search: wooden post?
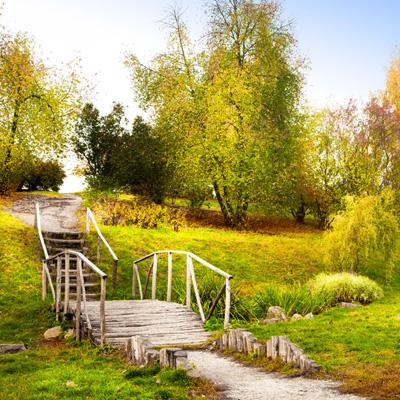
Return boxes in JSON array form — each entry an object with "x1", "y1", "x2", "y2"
[
  {"x1": 56, "y1": 257, "x2": 61, "y2": 321},
  {"x1": 97, "y1": 236, "x2": 101, "y2": 264},
  {"x1": 112, "y1": 259, "x2": 118, "y2": 289},
  {"x1": 75, "y1": 258, "x2": 82, "y2": 341},
  {"x1": 100, "y1": 277, "x2": 106, "y2": 345},
  {"x1": 64, "y1": 253, "x2": 70, "y2": 316},
  {"x1": 132, "y1": 263, "x2": 137, "y2": 299},
  {"x1": 86, "y1": 208, "x2": 90, "y2": 234},
  {"x1": 41, "y1": 261, "x2": 47, "y2": 300},
  {"x1": 134, "y1": 264, "x2": 143, "y2": 300},
  {"x1": 167, "y1": 252, "x2": 172, "y2": 302},
  {"x1": 151, "y1": 254, "x2": 158, "y2": 300},
  {"x1": 205, "y1": 281, "x2": 226, "y2": 322},
  {"x1": 189, "y1": 258, "x2": 205, "y2": 322},
  {"x1": 224, "y1": 277, "x2": 231, "y2": 329},
  {"x1": 186, "y1": 255, "x2": 191, "y2": 309}
]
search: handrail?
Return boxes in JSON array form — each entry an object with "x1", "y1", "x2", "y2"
[
  {"x1": 35, "y1": 203, "x2": 49, "y2": 259},
  {"x1": 134, "y1": 250, "x2": 233, "y2": 280},
  {"x1": 133, "y1": 250, "x2": 233, "y2": 328},
  {"x1": 86, "y1": 207, "x2": 118, "y2": 288}
]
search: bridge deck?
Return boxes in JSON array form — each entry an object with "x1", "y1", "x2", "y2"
[{"x1": 70, "y1": 299, "x2": 211, "y2": 347}]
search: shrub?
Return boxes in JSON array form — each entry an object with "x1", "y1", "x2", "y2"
[
  {"x1": 21, "y1": 158, "x2": 65, "y2": 191},
  {"x1": 324, "y1": 192, "x2": 399, "y2": 278},
  {"x1": 308, "y1": 272, "x2": 384, "y2": 305},
  {"x1": 90, "y1": 193, "x2": 184, "y2": 230},
  {"x1": 251, "y1": 284, "x2": 332, "y2": 318}
]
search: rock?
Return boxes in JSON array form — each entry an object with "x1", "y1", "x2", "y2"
[
  {"x1": 0, "y1": 343, "x2": 26, "y2": 354},
  {"x1": 291, "y1": 313, "x2": 303, "y2": 321},
  {"x1": 64, "y1": 329, "x2": 74, "y2": 339},
  {"x1": 260, "y1": 318, "x2": 283, "y2": 325},
  {"x1": 266, "y1": 306, "x2": 287, "y2": 321},
  {"x1": 304, "y1": 313, "x2": 314, "y2": 319},
  {"x1": 65, "y1": 380, "x2": 77, "y2": 388},
  {"x1": 44, "y1": 326, "x2": 62, "y2": 339},
  {"x1": 339, "y1": 302, "x2": 361, "y2": 308}
]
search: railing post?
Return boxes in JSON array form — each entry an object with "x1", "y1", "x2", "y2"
[
  {"x1": 75, "y1": 258, "x2": 82, "y2": 341},
  {"x1": 86, "y1": 208, "x2": 90, "y2": 234},
  {"x1": 64, "y1": 253, "x2": 70, "y2": 316},
  {"x1": 41, "y1": 261, "x2": 47, "y2": 300},
  {"x1": 112, "y1": 259, "x2": 118, "y2": 289},
  {"x1": 100, "y1": 277, "x2": 106, "y2": 345},
  {"x1": 189, "y1": 258, "x2": 205, "y2": 322},
  {"x1": 56, "y1": 257, "x2": 62, "y2": 321},
  {"x1": 152, "y1": 254, "x2": 158, "y2": 300},
  {"x1": 132, "y1": 263, "x2": 137, "y2": 299},
  {"x1": 167, "y1": 252, "x2": 172, "y2": 302},
  {"x1": 186, "y1": 255, "x2": 191, "y2": 309},
  {"x1": 224, "y1": 277, "x2": 231, "y2": 329}
]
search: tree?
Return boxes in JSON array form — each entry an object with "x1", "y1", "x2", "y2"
[
  {"x1": 73, "y1": 102, "x2": 126, "y2": 189},
  {"x1": 0, "y1": 33, "x2": 82, "y2": 193},
  {"x1": 126, "y1": 0, "x2": 303, "y2": 227},
  {"x1": 386, "y1": 54, "x2": 400, "y2": 112}
]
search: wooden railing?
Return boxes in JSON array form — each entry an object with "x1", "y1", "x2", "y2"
[
  {"x1": 44, "y1": 250, "x2": 107, "y2": 345},
  {"x1": 133, "y1": 251, "x2": 233, "y2": 329},
  {"x1": 86, "y1": 207, "x2": 118, "y2": 289},
  {"x1": 36, "y1": 203, "x2": 107, "y2": 345}
]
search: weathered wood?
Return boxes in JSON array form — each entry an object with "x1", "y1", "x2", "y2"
[
  {"x1": 100, "y1": 277, "x2": 106, "y2": 345},
  {"x1": 186, "y1": 255, "x2": 191, "y2": 309},
  {"x1": 189, "y1": 258, "x2": 205, "y2": 322},
  {"x1": 133, "y1": 264, "x2": 143, "y2": 300},
  {"x1": 41, "y1": 262, "x2": 47, "y2": 300},
  {"x1": 167, "y1": 252, "x2": 172, "y2": 302},
  {"x1": 132, "y1": 263, "x2": 137, "y2": 299},
  {"x1": 56, "y1": 257, "x2": 62, "y2": 321},
  {"x1": 205, "y1": 281, "x2": 226, "y2": 322},
  {"x1": 97, "y1": 235, "x2": 101, "y2": 264},
  {"x1": 64, "y1": 253, "x2": 70, "y2": 315},
  {"x1": 224, "y1": 277, "x2": 231, "y2": 329},
  {"x1": 151, "y1": 254, "x2": 158, "y2": 300},
  {"x1": 75, "y1": 258, "x2": 82, "y2": 341},
  {"x1": 143, "y1": 263, "x2": 153, "y2": 299}
]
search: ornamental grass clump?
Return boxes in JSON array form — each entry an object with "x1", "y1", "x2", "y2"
[{"x1": 308, "y1": 272, "x2": 383, "y2": 305}]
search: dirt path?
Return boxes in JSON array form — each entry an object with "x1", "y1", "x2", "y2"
[
  {"x1": 10, "y1": 194, "x2": 82, "y2": 232},
  {"x1": 188, "y1": 351, "x2": 363, "y2": 400}
]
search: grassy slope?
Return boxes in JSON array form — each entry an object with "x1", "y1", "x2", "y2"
[
  {"x1": 0, "y1": 203, "x2": 207, "y2": 400},
  {"x1": 91, "y1": 214, "x2": 400, "y2": 399}
]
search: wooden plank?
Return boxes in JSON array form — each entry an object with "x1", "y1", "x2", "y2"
[
  {"x1": 167, "y1": 252, "x2": 172, "y2": 302},
  {"x1": 152, "y1": 254, "x2": 157, "y2": 300}
]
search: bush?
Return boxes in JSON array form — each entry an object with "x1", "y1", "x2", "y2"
[
  {"x1": 324, "y1": 192, "x2": 399, "y2": 278},
  {"x1": 308, "y1": 272, "x2": 384, "y2": 305},
  {"x1": 20, "y1": 158, "x2": 65, "y2": 191},
  {"x1": 252, "y1": 284, "x2": 332, "y2": 318},
  {"x1": 90, "y1": 193, "x2": 184, "y2": 230}
]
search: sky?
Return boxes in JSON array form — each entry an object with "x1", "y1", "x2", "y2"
[{"x1": 2, "y1": 0, "x2": 400, "y2": 191}]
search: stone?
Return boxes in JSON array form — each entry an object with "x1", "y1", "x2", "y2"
[
  {"x1": 44, "y1": 326, "x2": 62, "y2": 339},
  {"x1": 64, "y1": 329, "x2": 74, "y2": 339},
  {"x1": 0, "y1": 344, "x2": 26, "y2": 354},
  {"x1": 291, "y1": 313, "x2": 303, "y2": 321},
  {"x1": 266, "y1": 306, "x2": 287, "y2": 321},
  {"x1": 65, "y1": 380, "x2": 77, "y2": 388},
  {"x1": 304, "y1": 313, "x2": 314, "y2": 319},
  {"x1": 260, "y1": 318, "x2": 282, "y2": 325},
  {"x1": 339, "y1": 302, "x2": 361, "y2": 308}
]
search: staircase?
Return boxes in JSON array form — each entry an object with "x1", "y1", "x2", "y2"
[{"x1": 44, "y1": 231, "x2": 100, "y2": 302}]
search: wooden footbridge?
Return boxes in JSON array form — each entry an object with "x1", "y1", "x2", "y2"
[{"x1": 36, "y1": 204, "x2": 232, "y2": 348}]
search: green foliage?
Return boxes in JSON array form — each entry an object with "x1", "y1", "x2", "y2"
[
  {"x1": 252, "y1": 284, "x2": 332, "y2": 318},
  {"x1": 125, "y1": 0, "x2": 304, "y2": 227},
  {"x1": 20, "y1": 158, "x2": 65, "y2": 191},
  {"x1": 124, "y1": 365, "x2": 160, "y2": 379},
  {"x1": 159, "y1": 369, "x2": 190, "y2": 386},
  {"x1": 324, "y1": 192, "x2": 399, "y2": 276},
  {"x1": 89, "y1": 193, "x2": 184, "y2": 230},
  {"x1": 0, "y1": 32, "x2": 82, "y2": 194},
  {"x1": 308, "y1": 272, "x2": 384, "y2": 305}
]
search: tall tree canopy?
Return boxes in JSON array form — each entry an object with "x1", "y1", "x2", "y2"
[
  {"x1": 0, "y1": 33, "x2": 82, "y2": 193},
  {"x1": 125, "y1": 0, "x2": 304, "y2": 227}
]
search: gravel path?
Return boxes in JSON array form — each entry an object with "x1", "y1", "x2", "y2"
[
  {"x1": 10, "y1": 194, "x2": 82, "y2": 232},
  {"x1": 188, "y1": 351, "x2": 364, "y2": 400}
]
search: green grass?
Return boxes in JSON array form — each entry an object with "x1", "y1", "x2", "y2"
[
  {"x1": 0, "y1": 203, "x2": 207, "y2": 399},
  {"x1": 87, "y1": 211, "x2": 400, "y2": 398}
]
